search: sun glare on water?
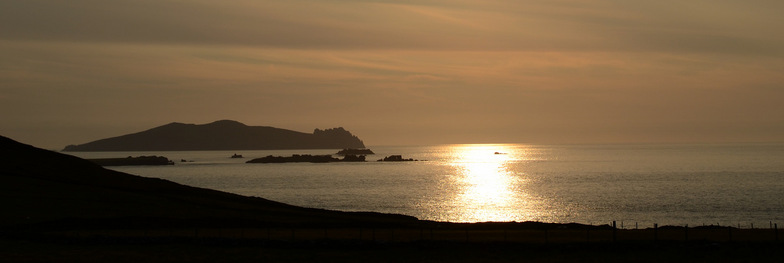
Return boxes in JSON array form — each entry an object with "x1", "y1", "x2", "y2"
[{"x1": 446, "y1": 144, "x2": 531, "y2": 222}]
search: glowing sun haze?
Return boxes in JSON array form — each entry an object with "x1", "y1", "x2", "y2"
[{"x1": 2, "y1": 0, "x2": 783, "y2": 149}]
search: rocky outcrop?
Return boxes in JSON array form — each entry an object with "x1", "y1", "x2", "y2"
[
  {"x1": 377, "y1": 155, "x2": 418, "y2": 162},
  {"x1": 336, "y1": 148, "x2": 375, "y2": 155},
  {"x1": 247, "y1": 154, "x2": 366, "y2": 163},
  {"x1": 63, "y1": 120, "x2": 366, "y2": 151}
]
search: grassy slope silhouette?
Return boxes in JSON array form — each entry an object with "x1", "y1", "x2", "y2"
[
  {"x1": 0, "y1": 135, "x2": 413, "y2": 229},
  {"x1": 1, "y1": 135, "x2": 781, "y2": 262}
]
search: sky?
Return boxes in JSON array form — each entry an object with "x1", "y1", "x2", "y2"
[{"x1": 2, "y1": 0, "x2": 783, "y2": 149}]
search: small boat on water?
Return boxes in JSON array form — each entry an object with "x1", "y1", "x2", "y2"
[{"x1": 231, "y1": 153, "x2": 244, "y2": 158}]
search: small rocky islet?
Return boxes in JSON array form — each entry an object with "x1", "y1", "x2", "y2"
[
  {"x1": 246, "y1": 150, "x2": 419, "y2": 164},
  {"x1": 336, "y1": 148, "x2": 375, "y2": 155},
  {"x1": 377, "y1": 155, "x2": 418, "y2": 162},
  {"x1": 246, "y1": 154, "x2": 366, "y2": 163},
  {"x1": 86, "y1": 152, "x2": 419, "y2": 166}
]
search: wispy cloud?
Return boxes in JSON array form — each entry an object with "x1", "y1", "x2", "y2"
[
  {"x1": 2, "y1": 0, "x2": 783, "y2": 146},
  {"x1": 2, "y1": 0, "x2": 781, "y2": 54}
]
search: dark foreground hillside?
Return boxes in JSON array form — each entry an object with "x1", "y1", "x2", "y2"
[
  {"x1": 0, "y1": 135, "x2": 411, "y2": 228},
  {"x1": 1, "y1": 135, "x2": 781, "y2": 262}
]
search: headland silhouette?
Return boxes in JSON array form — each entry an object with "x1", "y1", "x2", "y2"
[{"x1": 62, "y1": 120, "x2": 365, "y2": 151}]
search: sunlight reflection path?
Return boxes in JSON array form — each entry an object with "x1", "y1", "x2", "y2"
[{"x1": 447, "y1": 144, "x2": 531, "y2": 222}]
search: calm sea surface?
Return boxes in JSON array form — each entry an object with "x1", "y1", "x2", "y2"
[{"x1": 66, "y1": 143, "x2": 784, "y2": 227}]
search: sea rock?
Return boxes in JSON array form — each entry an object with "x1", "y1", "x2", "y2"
[
  {"x1": 336, "y1": 148, "x2": 375, "y2": 155},
  {"x1": 341, "y1": 154, "x2": 366, "y2": 162},
  {"x1": 246, "y1": 154, "x2": 367, "y2": 163},
  {"x1": 377, "y1": 155, "x2": 417, "y2": 162}
]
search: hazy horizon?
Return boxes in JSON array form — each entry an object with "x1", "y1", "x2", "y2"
[
  {"x1": 38, "y1": 119, "x2": 784, "y2": 151},
  {"x1": 2, "y1": 1, "x2": 783, "y2": 149}
]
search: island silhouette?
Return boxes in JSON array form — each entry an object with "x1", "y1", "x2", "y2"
[{"x1": 62, "y1": 120, "x2": 365, "y2": 151}]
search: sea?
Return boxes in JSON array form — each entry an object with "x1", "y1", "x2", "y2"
[{"x1": 65, "y1": 143, "x2": 784, "y2": 228}]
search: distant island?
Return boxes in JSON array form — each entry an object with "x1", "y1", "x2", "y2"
[
  {"x1": 62, "y1": 120, "x2": 366, "y2": 151},
  {"x1": 247, "y1": 154, "x2": 366, "y2": 163}
]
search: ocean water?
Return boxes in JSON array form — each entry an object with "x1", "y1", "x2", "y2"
[{"x1": 66, "y1": 143, "x2": 784, "y2": 227}]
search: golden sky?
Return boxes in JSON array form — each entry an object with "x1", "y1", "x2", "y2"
[{"x1": 2, "y1": 0, "x2": 783, "y2": 148}]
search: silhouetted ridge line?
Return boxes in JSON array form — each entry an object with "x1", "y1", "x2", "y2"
[
  {"x1": 0, "y1": 135, "x2": 416, "y2": 228},
  {"x1": 62, "y1": 120, "x2": 365, "y2": 151}
]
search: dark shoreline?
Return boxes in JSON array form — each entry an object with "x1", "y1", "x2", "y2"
[{"x1": 2, "y1": 135, "x2": 782, "y2": 262}]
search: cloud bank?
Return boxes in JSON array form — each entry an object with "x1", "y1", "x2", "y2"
[{"x1": 1, "y1": 0, "x2": 783, "y2": 147}]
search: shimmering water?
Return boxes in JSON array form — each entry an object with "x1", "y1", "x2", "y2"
[{"x1": 66, "y1": 143, "x2": 784, "y2": 226}]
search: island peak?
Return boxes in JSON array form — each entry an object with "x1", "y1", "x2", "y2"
[{"x1": 63, "y1": 121, "x2": 366, "y2": 151}]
